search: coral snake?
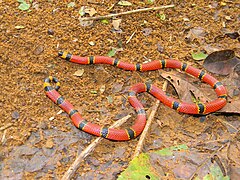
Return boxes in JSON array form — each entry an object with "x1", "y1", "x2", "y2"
[{"x1": 44, "y1": 51, "x2": 227, "y2": 141}]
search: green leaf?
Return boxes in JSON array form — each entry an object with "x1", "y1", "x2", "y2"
[
  {"x1": 156, "y1": 13, "x2": 166, "y2": 20},
  {"x1": 15, "y1": 25, "x2": 25, "y2": 29},
  {"x1": 202, "y1": 164, "x2": 230, "y2": 180},
  {"x1": 107, "y1": 48, "x2": 116, "y2": 57},
  {"x1": 210, "y1": 165, "x2": 230, "y2": 180},
  {"x1": 191, "y1": 52, "x2": 208, "y2": 61},
  {"x1": 101, "y1": 19, "x2": 109, "y2": 24},
  {"x1": 67, "y1": 2, "x2": 75, "y2": 8},
  {"x1": 147, "y1": 0, "x2": 155, "y2": 4},
  {"x1": 17, "y1": 0, "x2": 25, "y2": 2},
  {"x1": 107, "y1": 96, "x2": 113, "y2": 104},
  {"x1": 155, "y1": 144, "x2": 188, "y2": 156},
  {"x1": 90, "y1": 90, "x2": 98, "y2": 94},
  {"x1": 79, "y1": 6, "x2": 85, "y2": 16},
  {"x1": 18, "y1": 2, "x2": 30, "y2": 11},
  {"x1": 118, "y1": 153, "x2": 159, "y2": 180},
  {"x1": 118, "y1": 1, "x2": 132, "y2": 6},
  {"x1": 203, "y1": 174, "x2": 212, "y2": 180}
]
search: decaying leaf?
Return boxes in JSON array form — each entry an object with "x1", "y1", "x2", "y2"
[
  {"x1": 157, "y1": 42, "x2": 164, "y2": 53},
  {"x1": 185, "y1": 27, "x2": 207, "y2": 42},
  {"x1": 85, "y1": 7, "x2": 97, "y2": 17},
  {"x1": 79, "y1": 18, "x2": 93, "y2": 27},
  {"x1": 67, "y1": 2, "x2": 75, "y2": 8},
  {"x1": 160, "y1": 71, "x2": 211, "y2": 104},
  {"x1": 226, "y1": 63, "x2": 240, "y2": 95},
  {"x1": 118, "y1": 1, "x2": 132, "y2": 6},
  {"x1": 142, "y1": 28, "x2": 153, "y2": 36},
  {"x1": 73, "y1": 69, "x2": 85, "y2": 77},
  {"x1": 112, "y1": 82, "x2": 124, "y2": 93},
  {"x1": 112, "y1": 19, "x2": 122, "y2": 30},
  {"x1": 203, "y1": 44, "x2": 221, "y2": 54},
  {"x1": 203, "y1": 50, "x2": 240, "y2": 75}
]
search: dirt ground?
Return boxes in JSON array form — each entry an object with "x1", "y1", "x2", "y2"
[{"x1": 0, "y1": 1, "x2": 239, "y2": 179}]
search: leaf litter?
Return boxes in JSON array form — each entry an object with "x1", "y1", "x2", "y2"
[
  {"x1": 119, "y1": 145, "x2": 231, "y2": 179},
  {"x1": 73, "y1": 69, "x2": 85, "y2": 77},
  {"x1": 203, "y1": 50, "x2": 240, "y2": 75},
  {"x1": 161, "y1": 70, "x2": 240, "y2": 114}
]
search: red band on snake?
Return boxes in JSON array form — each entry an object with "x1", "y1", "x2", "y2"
[{"x1": 43, "y1": 51, "x2": 227, "y2": 141}]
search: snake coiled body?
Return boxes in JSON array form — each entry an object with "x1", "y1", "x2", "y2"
[{"x1": 43, "y1": 52, "x2": 227, "y2": 141}]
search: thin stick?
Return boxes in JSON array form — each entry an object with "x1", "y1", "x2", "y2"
[
  {"x1": 85, "y1": 109, "x2": 104, "y2": 113},
  {"x1": 217, "y1": 119, "x2": 238, "y2": 132},
  {"x1": 133, "y1": 100, "x2": 160, "y2": 158},
  {"x1": 133, "y1": 81, "x2": 168, "y2": 158},
  {"x1": 61, "y1": 115, "x2": 131, "y2": 180},
  {"x1": 126, "y1": 30, "x2": 136, "y2": 44},
  {"x1": 80, "y1": 5, "x2": 175, "y2": 21},
  {"x1": 1, "y1": 130, "x2": 7, "y2": 144},
  {"x1": 0, "y1": 123, "x2": 13, "y2": 131}
]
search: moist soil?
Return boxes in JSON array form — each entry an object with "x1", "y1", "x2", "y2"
[{"x1": 0, "y1": 1, "x2": 239, "y2": 179}]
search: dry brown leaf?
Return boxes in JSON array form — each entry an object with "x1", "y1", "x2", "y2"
[
  {"x1": 73, "y1": 69, "x2": 85, "y2": 77},
  {"x1": 85, "y1": 7, "x2": 97, "y2": 17},
  {"x1": 112, "y1": 19, "x2": 122, "y2": 30},
  {"x1": 203, "y1": 50, "x2": 240, "y2": 75},
  {"x1": 161, "y1": 71, "x2": 211, "y2": 103}
]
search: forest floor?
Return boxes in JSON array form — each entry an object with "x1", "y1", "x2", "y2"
[{"x1": 0, "y1": 1, "x2": 239, "y2": 179}]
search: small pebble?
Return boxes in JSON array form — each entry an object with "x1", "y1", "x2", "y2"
[
  {"x1": 49, "y1": 116, "x2": 55, "y2": 121},
  {"x1": 233, "y1": 89, "x2": 240, "y2": 96},
  {"x1": 34, "y1": 45, "x2": 44, "y2": 55},
  {"x1": 89, "y1": 41, "x2": 95, "y2": 46},
  {"x1": 57, "y1": 110, "x2": 63, "y2": 115},
  {"x1": 47, "y1": 29, "x2": 54, "y2": 35},
  {"x1": 12, "y1": 111, "x2": 20, "y2": 120},
  {"x1": 45, "y1": 138, "x2": 54, "y2": 149}
]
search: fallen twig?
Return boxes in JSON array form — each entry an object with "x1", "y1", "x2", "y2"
[
  {"x1": 133, "y1": 100, "x2": 160, "y2": 158},
  {"x1": 217, "y1": 118, "x2": 239, "y2": 132},
  {"x1": 85, "y1": 109, "x2": 104, "y2": 113},
  {"x1": 126, "y1": 30, "x2": 136, "y2": 44},
  {"x1": 80, "y1": 5, "x2": 175, "y2": 21},
  {"x1": 61, "y1": 115, "x2": 131, "y2": 180},
  {"x1": 1, "y1": 130, "x2": 7, "y2": 144},
  {"x1": 0, "y1": 123, "x2": 13, "y2": 131},
  {"x1": 133, "y1": 81, "x2": 167, "y2": 158}
]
